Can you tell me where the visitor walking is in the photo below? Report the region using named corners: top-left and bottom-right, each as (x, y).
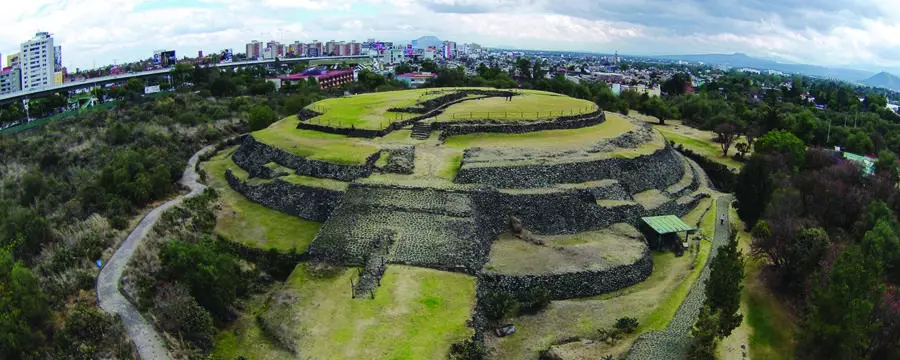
top-left (720, 214), bottom-right (726, 224)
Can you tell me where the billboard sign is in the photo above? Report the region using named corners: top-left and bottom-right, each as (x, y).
top-left (220, 49), bottom-right (233, 63)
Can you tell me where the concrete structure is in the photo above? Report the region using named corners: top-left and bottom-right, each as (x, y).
top-left (395, 72), bottom-right (437, 88)
top-left (246, 40), bottom-right (262, 59)
top-left (20, 32), bottom-right (57, 91)
top-left (0, 66), bottom-right (21, 95)
top-left (0, 55), bottom-right (370, 105)
top-left (325, 40), bottom-right (339, 56)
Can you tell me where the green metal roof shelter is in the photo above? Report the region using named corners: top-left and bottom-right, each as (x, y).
top-left (842, 151), bottom-right (876, 177)
top-left (641, 215), bottom-right (697, 251)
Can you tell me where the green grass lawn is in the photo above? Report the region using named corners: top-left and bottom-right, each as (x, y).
top-left (304, 88), bottom-right (452, 130)
top-left (214, 263), bottom-right (476, 360)
top-left (201, 147), bottom-right (322, 252)
top-left (444, 112), bottom-right (637, 150)
top-left (487, 198), bottom-right (716, 359)
top-left (730, 206), bottom-right (796, 359)
top-left (431, 91), bottom-right (596, 122)
top-left (252, 115), bottom-right (381, 165)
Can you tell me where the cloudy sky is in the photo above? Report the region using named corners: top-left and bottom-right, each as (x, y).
top-left (2, 0), bottom-right (900, 73)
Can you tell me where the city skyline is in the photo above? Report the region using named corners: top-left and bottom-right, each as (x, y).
top-left (2, 0), bottom-right (900, 73)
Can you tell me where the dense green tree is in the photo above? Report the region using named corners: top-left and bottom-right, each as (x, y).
top-left (641, 96), bottom-right (671, 124)
top-left (248, 104), bottom-right (278, 131)
top-left (662, 72), bottom-right (692, 96)
top-left (515, 57), bottom-right (532, 80)
top-left (160, 238), bottom-right (245, 319)
top-left (799, 244), bottom-right (883, 360)
top-left (0, 249), bottom-right (51, 358)
top-left (704, 229), bottom-right (745, 337)
top-left (735, 155), bottom-right (776, 227)
top-left (688, 305), bottom-right (720, 360)
top-left (755, 130), bottom-right (806, 169)
top-left (783, 227), bottom-right (829, 296)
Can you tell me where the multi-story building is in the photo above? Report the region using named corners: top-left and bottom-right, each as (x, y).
top-left (351, 41), bottom-right (361, 56)
top-left (20, 32), bottom-right (57, 91)
top-left (308, 41), bottom-right (322, 57)
top-left (269, 68), bottom-right (354, 90)
top-left (325, 40), bottom-right (338, 56)
top-left (340, 42), bottom-right (351, 56)
top-left (265, 41), bottom-right (285, 58)
top-left (0, 66), bottom-right (22, 95)
top-left (6, 53), bottom-right (20, 68)
top-left (246, 40), bottom-right (262, 59)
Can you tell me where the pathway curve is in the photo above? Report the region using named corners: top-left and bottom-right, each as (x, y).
top-left (626, 194), bottom-right (733, 359)
top-left (97, 145), bottom-right (214, 360)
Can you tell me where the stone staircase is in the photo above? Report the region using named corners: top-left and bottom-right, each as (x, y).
top-left (410, 122), bottom-right (432, 139)
top-left (353, 234), bottom-right (392, 299)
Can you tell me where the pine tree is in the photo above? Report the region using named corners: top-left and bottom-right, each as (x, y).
top-left (705, 228), bottom-right (745, 337)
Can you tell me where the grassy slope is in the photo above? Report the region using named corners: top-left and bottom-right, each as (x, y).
top-left (252, 115), bottom-right (380, 165)
top-left (487, 199), bottom-right (716, 359)
top-left (201, 147), bottom-right (321, 252)
top-left (444, 112), bottom-right (636, 150)
top-left (431, 92), bottom-right (596, 122)
top-left (641, 196), bottom-right (716, 331)
top-left (304, 88), bottom-right (450, 130)
top-left (633, 115), bottom-right (745, 170)
top-left (727, 205), bottom-right (797, 359)
top-left (214, 264), bottom-right (476, 360)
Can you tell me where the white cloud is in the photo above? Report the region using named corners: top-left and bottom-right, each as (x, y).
top-left (1, 0), bottom-right (899, 72)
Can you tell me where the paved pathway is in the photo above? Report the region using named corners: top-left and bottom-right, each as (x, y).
top-left (97, 145), bottom-right (214, 360)
top-left (626, 194), bottom-right (733, 359)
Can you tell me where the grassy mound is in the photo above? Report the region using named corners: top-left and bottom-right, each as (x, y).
top-left (483, 224), bottom-right (646, 275)
top-left (430, 90), bottom-right (596, 122)
top-left (214, 264), bottom-right (476, 360)
top-left (201, 147), bottom-right (322, 252)
top-left (444, 112), bottom-right (636, 150)
top-left (252, 115), bottom-right (381, 165)
top-left (303, 88), bottom-right (462, 130)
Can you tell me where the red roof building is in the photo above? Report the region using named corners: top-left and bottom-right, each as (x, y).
top-left (272, 68), bottom-right (354, 90)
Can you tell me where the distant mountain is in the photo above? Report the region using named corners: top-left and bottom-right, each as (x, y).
top-left (860, 72), bottom-right (900, 91)
top-left (655, 53), bottom-right (874, 82)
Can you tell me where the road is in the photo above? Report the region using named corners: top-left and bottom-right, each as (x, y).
top-left (97, 145), bottom-right (214, 360)
top-left (626, 194), bottom-right (734, 359)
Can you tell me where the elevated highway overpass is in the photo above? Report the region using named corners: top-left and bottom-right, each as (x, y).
top-left (0, 55), bottom-right (371, 105)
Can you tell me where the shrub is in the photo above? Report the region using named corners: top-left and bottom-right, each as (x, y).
top-left (482, 292), bottom-right (519, 322)
top-left (518, 287), bottom-right (552, 315)
top-left (151, 282), bottom-right (216, 351)
top-left (614, 317), bottom-right (639, 334)
top-left (449, 339), bottom-right (487, 360)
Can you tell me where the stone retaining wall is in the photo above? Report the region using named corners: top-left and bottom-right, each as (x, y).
top-left (457, 143), bottom-right (684, 192)
top-left (436, 110), bottom-right (605, 139)
top-left (225, 169), bottom-right (344, 222)
top-left (232, 136), bottom-right (379, 181)
top-left (479, 248), bottom-right (653, 300)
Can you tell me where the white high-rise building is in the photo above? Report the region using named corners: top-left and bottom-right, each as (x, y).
top-left (20, 32), bottom-right (57, 91)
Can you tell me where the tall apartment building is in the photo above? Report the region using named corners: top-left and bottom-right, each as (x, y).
top-left (0, 66), bottom-right (22, 95)
top-left (20, 32), bottom-right (57, 91)
top-left (246, 40), bottom-right (262, 59)
top-left (340, 42), bottom-right (351, 56)
top-left (308, 41), bottom-right (322, 57)
top-left (325, 40), bottom-right (338, 55)
top-left (351, 41), bottom-right (361, 55)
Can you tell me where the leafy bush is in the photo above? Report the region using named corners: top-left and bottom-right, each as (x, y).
top-left (449, 339), bottom-right (487, 360)
top-left (151, 282), bottom-right (215, 351)
top-left (518, 287), bottom-right (552, 315)
top-left (54, 302), bottom-right (135, 359)
top-left (482, 292), bottom-right (519, 322)
top-left (160, 237), bottom-right (247, 320)
top-left (614, 317), bottom-right (639, 334)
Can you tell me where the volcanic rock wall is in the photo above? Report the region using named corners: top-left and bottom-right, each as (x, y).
top-left (436, 110), bottom-right (605, 139)
top-left (225, 169), bottom-right (344, 222)
top-left (232, 136), bottom-right (379, 181)
top-left (456, 143), bottom-right (685, 192)
top-left (479, 248), bottom-right (653, 300)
